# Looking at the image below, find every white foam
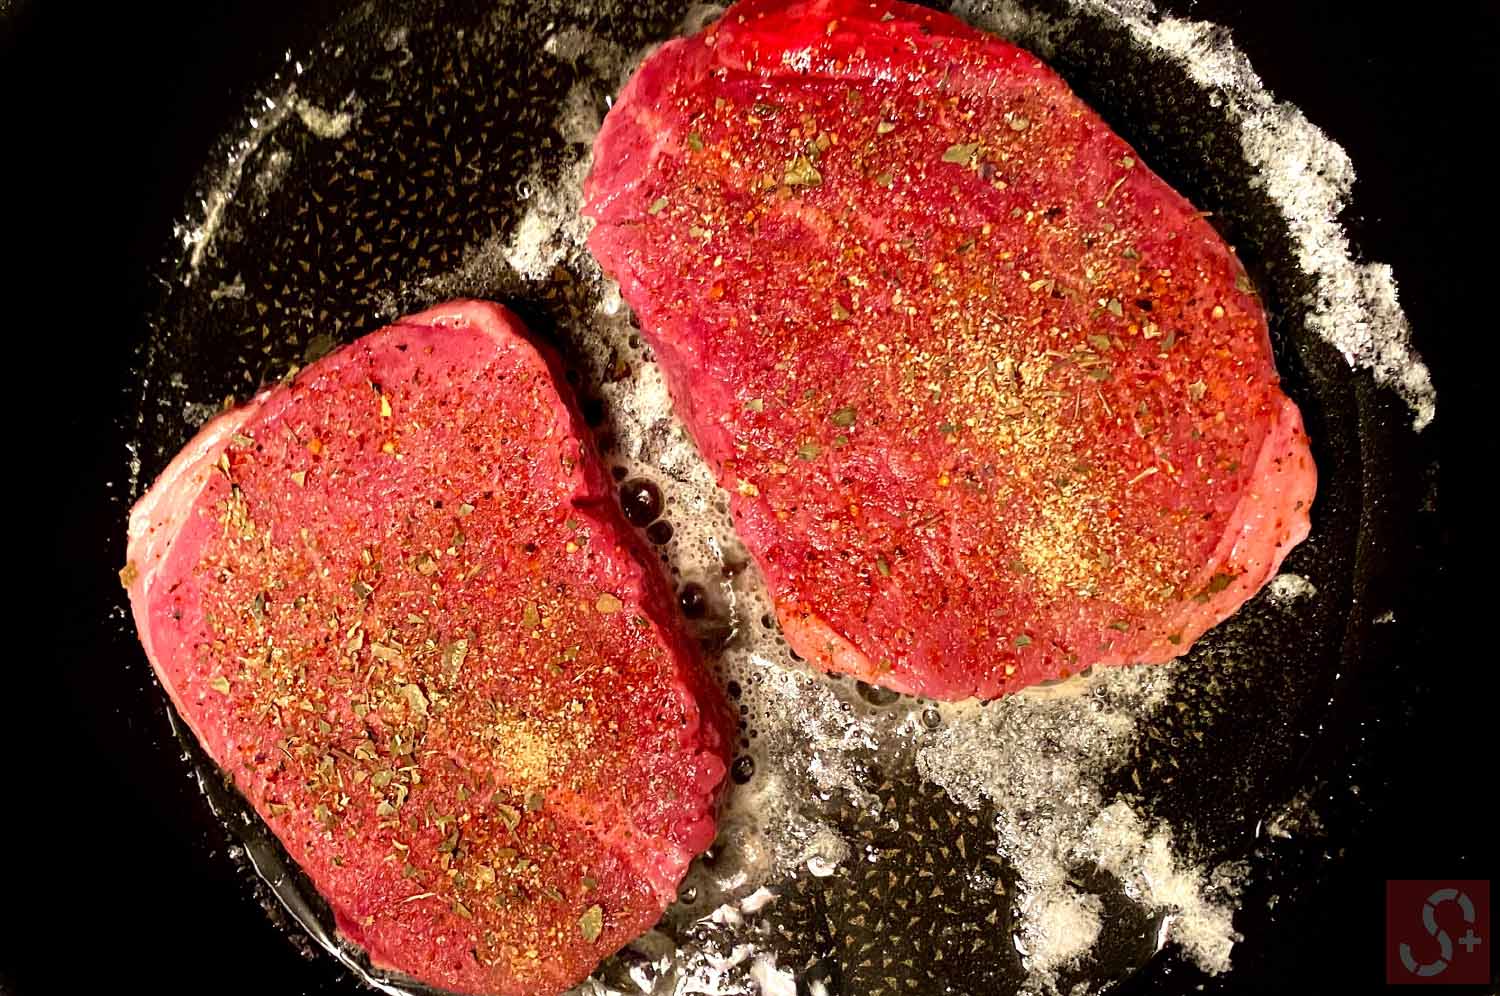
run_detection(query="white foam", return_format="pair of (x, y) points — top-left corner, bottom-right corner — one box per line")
(295, 96), (357, 138)
(1084, 801), (1240, 974)
(913, 665), (1250, 981)
(748, 956), (797, 996)
(1266, 572), (1317, 605)
(1019, 886), (1103, 972)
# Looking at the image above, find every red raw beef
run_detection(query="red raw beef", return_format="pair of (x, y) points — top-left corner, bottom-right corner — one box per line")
(584, 0), (1316, 699)
(123, 301), (731, 995)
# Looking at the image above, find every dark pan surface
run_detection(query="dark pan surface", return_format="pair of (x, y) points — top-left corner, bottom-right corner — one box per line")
(15, 1), (1486, 994)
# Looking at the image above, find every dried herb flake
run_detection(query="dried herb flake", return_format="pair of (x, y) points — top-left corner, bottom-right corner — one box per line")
(783, 155), (822, 187)
(941, 142), (979, 164)
(579, 905), (604, 942)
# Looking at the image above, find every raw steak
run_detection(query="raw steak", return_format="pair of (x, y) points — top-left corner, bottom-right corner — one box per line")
(122, 301), (731, 996)
(584, 0), (1316, 699)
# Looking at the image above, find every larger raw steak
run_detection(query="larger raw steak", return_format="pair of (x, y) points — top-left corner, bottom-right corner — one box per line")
(584, 0), (1316, 699)
(122, 301), (731, 995)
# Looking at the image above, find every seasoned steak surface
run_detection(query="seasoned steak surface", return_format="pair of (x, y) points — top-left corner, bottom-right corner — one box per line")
(124, 301), (730, 996)
(584, 0), (1316, 699)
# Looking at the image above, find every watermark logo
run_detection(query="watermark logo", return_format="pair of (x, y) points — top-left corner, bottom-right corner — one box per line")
(1386, 880), (1490, 985)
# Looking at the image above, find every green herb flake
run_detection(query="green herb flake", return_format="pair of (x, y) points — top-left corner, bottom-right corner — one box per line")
(1108, 620), (1131, 632)
(876, 171), (894, 188)
(797, 442), (821, 461)
(525, 791), (545, 813)
(830, 406), (858, 427)
(579, 904), (605, 942)
(745, 398), (764, 412)
(1204, 572), (1235, 595)
(1161, 329), (1178, 351)
(941, 142), (979, 164)
(494, 802), (521, 831)
(1087, 334), (1112, 352)
(1013, 635), (1032, 648)
(783, 155), (822, 187)
(647, 196), (669, 215)
(401, 683), (429, 717)
(832, 302), (851, 321)
(522, 604), (541, 629)
(441, 638), (469, 677)
(876, 120), (896, 134)
(686, 132), (704, 151)
(876, 556), (892, 577)
(209, 674), (231, 695)
(303, 333), (337, 364)
(595, 593), (623, 614)
(1087, 366), (1112, 382)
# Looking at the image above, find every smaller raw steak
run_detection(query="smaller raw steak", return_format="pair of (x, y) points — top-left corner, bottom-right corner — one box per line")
(123, 301), (730, 996)
(584, 0), (1316, 699)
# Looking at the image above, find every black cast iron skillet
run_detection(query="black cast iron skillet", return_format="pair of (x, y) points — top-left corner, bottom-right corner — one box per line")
(9, 1), (1492, 995)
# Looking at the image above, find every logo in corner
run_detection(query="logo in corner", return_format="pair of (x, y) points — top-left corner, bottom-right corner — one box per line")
(1386, 880), (1490, 985)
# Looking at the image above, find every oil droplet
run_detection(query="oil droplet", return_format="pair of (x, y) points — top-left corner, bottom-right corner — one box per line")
(620, 478), (664, 526)
(856, 680), (901, 707)
(679, 582), (708, 619)
(731, 755), (756, 784)
(646, 520), (674, 545)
